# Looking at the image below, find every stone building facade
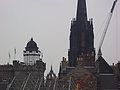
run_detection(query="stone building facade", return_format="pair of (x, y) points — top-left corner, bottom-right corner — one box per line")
(0, 38), (46, 90)
(0, 0), (120, 90)
(58, 0), (119, 90)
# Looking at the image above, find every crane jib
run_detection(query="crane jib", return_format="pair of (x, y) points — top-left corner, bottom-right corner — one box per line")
(111, 0), (117, 13)
(97, 0), (118, 57)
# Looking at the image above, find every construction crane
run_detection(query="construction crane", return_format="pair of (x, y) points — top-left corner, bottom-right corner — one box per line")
(97, 0), (118, 58)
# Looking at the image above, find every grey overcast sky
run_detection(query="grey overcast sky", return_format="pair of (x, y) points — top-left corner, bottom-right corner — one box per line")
(0, 0), (120, 75)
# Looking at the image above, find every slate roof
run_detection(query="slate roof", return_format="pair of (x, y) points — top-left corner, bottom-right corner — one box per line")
(96, 56), (113, 74)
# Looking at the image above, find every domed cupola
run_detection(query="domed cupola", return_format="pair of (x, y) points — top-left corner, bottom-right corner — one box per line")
(25, 38), (38, 51)
(23, 38), (42, 65)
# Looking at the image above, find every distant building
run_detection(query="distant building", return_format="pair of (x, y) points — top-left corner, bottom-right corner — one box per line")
(45, 66), (56, 90)
(23, 38), (42, 65)
(58, 0), (119, 90)
(0, 0), (120, 90)
(68, 0), (95, 67)
(0, 38), (46, 90)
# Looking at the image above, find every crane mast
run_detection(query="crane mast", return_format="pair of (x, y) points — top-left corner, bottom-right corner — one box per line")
(98, 0), (118, 58)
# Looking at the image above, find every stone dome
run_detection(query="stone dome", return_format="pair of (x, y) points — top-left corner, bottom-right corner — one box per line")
(25, 38), (39, 51)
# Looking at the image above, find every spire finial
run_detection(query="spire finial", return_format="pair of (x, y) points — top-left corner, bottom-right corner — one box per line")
(47, 65), (56, 79)
(31, 37), (33, 41)
(50, 65), (53, 72)
(98, 48), (102, 58)
(76, 0), (87, 21)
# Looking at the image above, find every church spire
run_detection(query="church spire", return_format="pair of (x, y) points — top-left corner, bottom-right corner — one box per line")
(50, 65), (53, 72)
(98, 49), (102, 58)
(76, 0), (87, 21)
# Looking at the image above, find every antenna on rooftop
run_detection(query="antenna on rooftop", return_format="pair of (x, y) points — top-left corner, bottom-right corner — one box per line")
(8, 52), (11, 64)
(14, 48), (16, 60)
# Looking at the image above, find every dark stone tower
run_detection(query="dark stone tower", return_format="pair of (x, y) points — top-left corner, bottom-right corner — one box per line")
(68, 0), (95, 67)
